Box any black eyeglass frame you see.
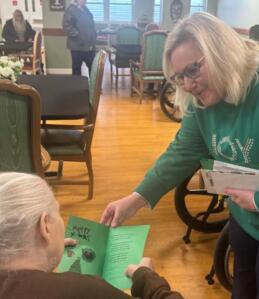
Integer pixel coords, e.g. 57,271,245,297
170,56,205,86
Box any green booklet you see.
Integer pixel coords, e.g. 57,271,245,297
58,216,150,290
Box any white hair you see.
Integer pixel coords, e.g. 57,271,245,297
163,12,259,115
0,172,56,260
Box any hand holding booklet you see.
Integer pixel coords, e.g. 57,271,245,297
200,159,259,195
58,216,150,290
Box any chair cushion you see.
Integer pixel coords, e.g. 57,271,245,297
41,129,84,156
41,145,51,170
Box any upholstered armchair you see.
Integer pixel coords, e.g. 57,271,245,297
108,26,141,89
41,50,106,199
0,79,43,176
16,31,42,74
130,30,168,103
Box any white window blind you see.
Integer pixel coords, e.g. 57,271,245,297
87,0,132,23
190,0,206,14
153,0,161,24
109,0,132,23
87,0,105,22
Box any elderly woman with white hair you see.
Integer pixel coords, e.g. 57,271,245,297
101,12,259,299
0,172,183,299
2,9,35,42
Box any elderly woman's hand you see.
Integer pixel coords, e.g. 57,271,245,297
64,238,77,247
125,257,154,278
225,189,257,211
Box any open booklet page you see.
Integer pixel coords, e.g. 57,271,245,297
102,225,150,289
201,159,259,194
58,216,150,289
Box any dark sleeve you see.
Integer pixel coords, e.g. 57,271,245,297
62,8,79,37
131,267,184,299
25,21,36,40
2,20,16,42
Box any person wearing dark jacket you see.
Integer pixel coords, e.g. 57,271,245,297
2,9,35,42
0,172,184,299
62,0,97,76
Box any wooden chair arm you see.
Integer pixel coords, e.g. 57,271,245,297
41,123,94,131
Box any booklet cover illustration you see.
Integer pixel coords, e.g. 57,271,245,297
58,216,150,289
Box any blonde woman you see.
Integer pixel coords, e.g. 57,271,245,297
101,12,259,298
2,9,35,42
0,172,183,299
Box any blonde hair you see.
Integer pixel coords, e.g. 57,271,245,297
0,172,56,260
163,12,259,115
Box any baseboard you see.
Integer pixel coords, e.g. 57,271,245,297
46,68,71,74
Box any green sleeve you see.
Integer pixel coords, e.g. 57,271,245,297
253,192,259,211
135,109,209,208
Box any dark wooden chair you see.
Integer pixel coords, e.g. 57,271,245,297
41,50,106,199
108,26,141,89
0,79,43,176
15,31,42,74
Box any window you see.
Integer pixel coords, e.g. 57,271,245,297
190,0,206,14
109,0,132,23
87,0,105,22
153,0,161,24
87,0,133,23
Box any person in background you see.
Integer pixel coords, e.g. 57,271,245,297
249,24,259,41
0,172,184,299
101,12,259,299
62,0,97,76
2,9,35,42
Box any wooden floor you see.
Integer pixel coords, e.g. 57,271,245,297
51,64,229,299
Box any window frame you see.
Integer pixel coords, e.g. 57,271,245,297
190,0,207,14
153,0,162,24
87,0,105,23
87,0,134,24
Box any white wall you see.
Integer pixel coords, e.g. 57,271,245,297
217,0,259,28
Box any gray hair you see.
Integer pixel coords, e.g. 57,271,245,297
163,12,259,115
0,172,56,260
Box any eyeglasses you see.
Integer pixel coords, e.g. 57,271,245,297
170,56,205,86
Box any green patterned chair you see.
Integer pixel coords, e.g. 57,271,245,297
130,30,168,103
108,26,141,89
41,50,106,200
0,79,43,176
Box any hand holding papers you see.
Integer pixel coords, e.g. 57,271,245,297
200,159,259,195
58,216,150,290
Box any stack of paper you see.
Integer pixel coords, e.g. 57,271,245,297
200,159,259,195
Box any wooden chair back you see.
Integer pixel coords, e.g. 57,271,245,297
0,79,43,176
116,26,141,45
140,30,168,74
20,31,42,74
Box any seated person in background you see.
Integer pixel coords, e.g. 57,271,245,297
0,172,184,299
2,9,35,42
249,25,259,41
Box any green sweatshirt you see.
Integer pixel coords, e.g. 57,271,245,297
136,80,259,241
